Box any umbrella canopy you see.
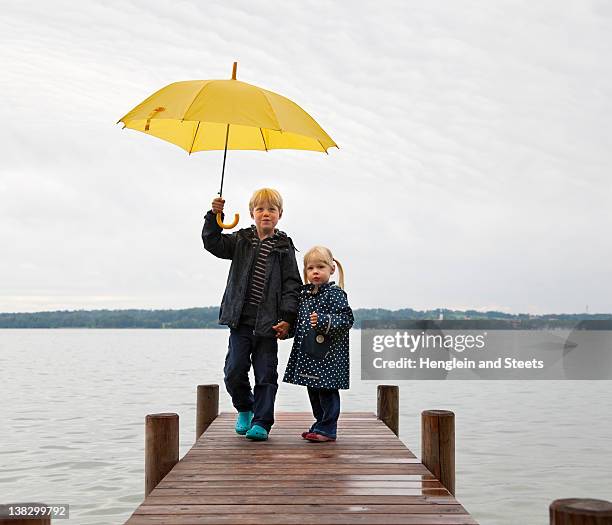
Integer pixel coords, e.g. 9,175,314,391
117,74,337,154
117,63,336,228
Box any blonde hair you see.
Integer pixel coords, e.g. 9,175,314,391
249,188,283,214
303,246,345,289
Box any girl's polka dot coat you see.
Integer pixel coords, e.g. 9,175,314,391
283,282,354,390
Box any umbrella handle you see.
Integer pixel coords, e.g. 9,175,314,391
216,211,239,229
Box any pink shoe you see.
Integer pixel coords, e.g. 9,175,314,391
304,432,336,442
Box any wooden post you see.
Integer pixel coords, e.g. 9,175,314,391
421,409,455,496
377,385,399,436
550,498,612,524
145,413,179,497
0,503,51,524
196,384,219,441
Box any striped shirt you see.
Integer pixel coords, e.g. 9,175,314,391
245,230,279,306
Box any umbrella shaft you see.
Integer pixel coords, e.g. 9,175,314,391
219,124,230,196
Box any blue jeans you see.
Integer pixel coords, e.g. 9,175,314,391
224,325,278,432
307,387,340,438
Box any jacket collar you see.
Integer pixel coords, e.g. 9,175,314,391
302,281,336,295
248,224,280,241
237,226,292,251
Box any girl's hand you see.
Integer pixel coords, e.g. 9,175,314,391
310,311,318,328
212,197,225,213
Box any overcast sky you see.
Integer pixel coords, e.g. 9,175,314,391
1,0,611,314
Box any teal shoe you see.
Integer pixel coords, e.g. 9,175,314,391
245,424,268,441
235,411,254,435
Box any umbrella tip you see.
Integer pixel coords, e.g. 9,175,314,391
232,62,237,80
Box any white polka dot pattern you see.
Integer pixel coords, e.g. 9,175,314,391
282,282,353,390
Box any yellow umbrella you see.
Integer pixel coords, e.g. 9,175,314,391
117,62,337,228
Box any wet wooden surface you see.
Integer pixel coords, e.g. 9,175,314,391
124,412,478,524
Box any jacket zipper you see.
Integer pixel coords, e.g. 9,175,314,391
235,238,257,330
249,237,264,335
251,233,277,335
244,230,285,335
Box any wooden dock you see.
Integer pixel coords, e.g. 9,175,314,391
124,391,479,525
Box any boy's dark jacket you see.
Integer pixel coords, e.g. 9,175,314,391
202,210,302,337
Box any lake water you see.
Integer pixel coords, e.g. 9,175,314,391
1,329,611,524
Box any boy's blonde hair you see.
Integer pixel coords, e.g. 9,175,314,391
303,246,345,289
249,188,283,214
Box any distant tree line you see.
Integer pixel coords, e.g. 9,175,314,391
0,307,221,329
0,307,610,329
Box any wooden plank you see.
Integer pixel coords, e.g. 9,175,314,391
186,449,416,455
182,455,421,464
156,474,437,481
143,494,458,505
190,443,410,450
125,514,478,524
167,461,431,470
157,479,445,488
152,486,452,496
169,469,434,477
188,449,414,455
199,438,401,443
135,504,468,514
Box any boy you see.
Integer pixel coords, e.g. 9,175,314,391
202,188,302,441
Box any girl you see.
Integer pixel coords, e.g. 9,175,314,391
283,246,354,441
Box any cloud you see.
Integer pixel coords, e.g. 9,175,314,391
1,0,611,313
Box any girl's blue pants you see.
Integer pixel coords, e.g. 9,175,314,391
307,386,340,438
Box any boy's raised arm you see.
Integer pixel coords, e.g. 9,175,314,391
202,198,238,259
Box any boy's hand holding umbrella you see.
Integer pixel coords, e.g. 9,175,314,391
212,197,225,214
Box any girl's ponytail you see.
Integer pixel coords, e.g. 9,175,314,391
333,257,345,289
